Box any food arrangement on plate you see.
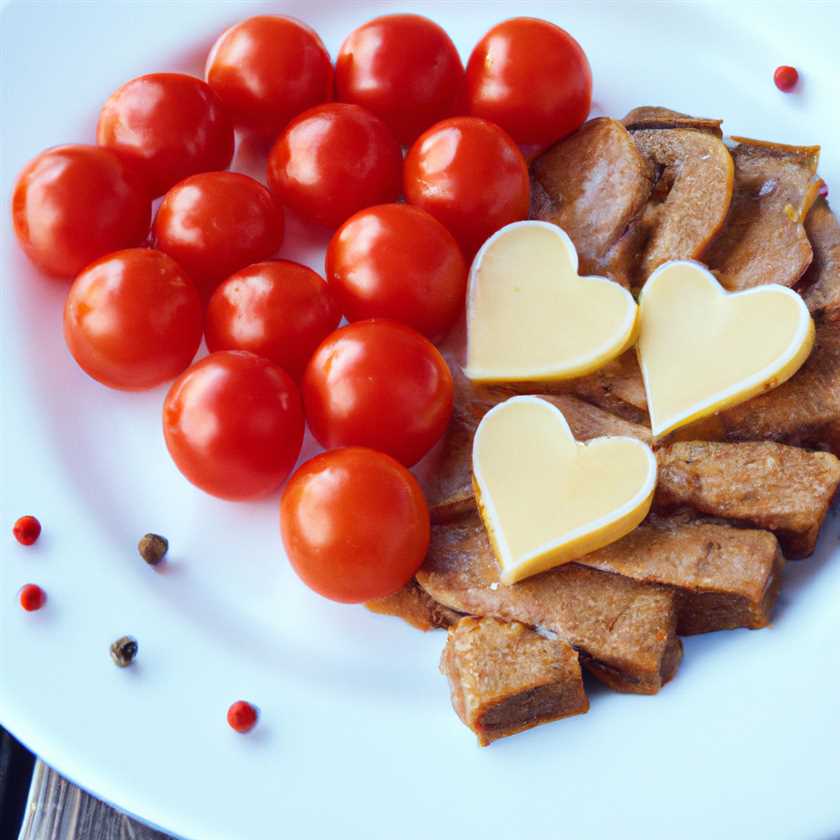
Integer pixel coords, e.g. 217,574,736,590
9,11,840,749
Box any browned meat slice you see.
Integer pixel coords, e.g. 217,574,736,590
440,616,588,745
422,376,506,523
423,370,651,523
715,324,840,455
576,514,783,635
366,579,462,631
502,351,649,423
655,440,840,558
418,515,681,695
529,117,652,288
801,196,840,321
623,106,723,136
705,138,821,291
627,126,733,285
560,350,649,423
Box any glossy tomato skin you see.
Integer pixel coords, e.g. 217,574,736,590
97,73,235,197
163,351,304,501
335,14,465,145
11,145,151,278
153,172,284,295
206,15,333,137
302,319,453,467
326,204,466,341
404,117,529,258
205,260,339,380
64,249,202,390
466,18,591,147
267,103,402,230
281,447,430,603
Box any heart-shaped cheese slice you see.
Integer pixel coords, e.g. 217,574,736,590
465,221,638,382
473,396,657,584
638,260,815,438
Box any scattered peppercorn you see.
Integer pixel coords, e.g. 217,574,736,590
138,533,168,566
773,65,799,93
110,635,138,668
227,700,258,733
819,182,829,199
19,584,46,611
13,515,41,546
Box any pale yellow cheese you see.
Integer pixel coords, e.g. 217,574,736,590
638,260,815,438
465,221,638,383
472,396,657,585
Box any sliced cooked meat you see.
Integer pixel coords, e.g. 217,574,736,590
500,352,649,423
440,616,588,746
575,514,784,635
422,367,511,523
628,126,734,285
705,138,821,291
559,350,649,423
655,440,840,558
800,196,840,321
418,515,681,695
622,106,723,136
717,324,840,455
529,117,653,288
366,579,463,631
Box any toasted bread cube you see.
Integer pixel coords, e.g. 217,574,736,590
440,617,588,746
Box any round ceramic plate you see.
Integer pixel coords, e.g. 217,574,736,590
2,2,839,838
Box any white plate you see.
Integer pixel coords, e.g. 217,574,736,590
2,2,839,838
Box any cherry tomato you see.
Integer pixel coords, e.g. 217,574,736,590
205,15,333,137
205,260,339,380
267,103,402,229
163,351,304,500
11,145,151,278
281,447,430,603
404,117,529,257
302,320,453,466
335,14,465,145
326,204,466,341
466,18,592,146
64,249,202,390
96,73,234,198
153,172,284,295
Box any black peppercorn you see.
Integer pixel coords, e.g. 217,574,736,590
110,636,138,668
138,533,168,566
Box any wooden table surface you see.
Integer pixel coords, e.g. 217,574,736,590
20,761,174,840
11,760,173,840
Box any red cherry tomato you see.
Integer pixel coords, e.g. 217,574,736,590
335,14,465,145
281,447,430,603
466,18,592,146
302,320,453,467
205,260,339,380
153,172,284,295
326,204,466,341
64,249,202,390
96,73,235,198
11,145,151,278
163,351,304,500
206,15,333,137
404,117,529,257
267,103,402,229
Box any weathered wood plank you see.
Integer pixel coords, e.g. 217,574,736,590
20,761,173,840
